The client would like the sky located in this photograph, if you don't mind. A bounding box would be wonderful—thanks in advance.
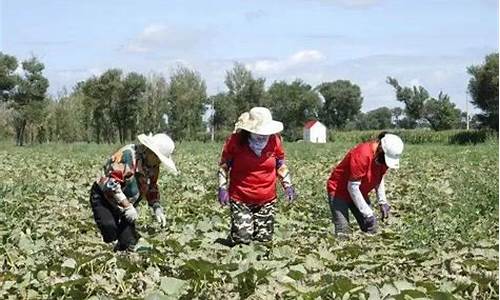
[1,0,498,112]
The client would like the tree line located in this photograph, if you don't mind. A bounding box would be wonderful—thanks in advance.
[0,52,497,145]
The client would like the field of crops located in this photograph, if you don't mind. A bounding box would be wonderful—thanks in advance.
[0,140,498,299]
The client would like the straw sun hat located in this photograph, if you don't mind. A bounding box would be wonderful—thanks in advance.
[137,133,178,174]
[234,107,283,135]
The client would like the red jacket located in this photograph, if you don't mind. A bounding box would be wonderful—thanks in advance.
[220,133,285,205]
[327,142,387,203]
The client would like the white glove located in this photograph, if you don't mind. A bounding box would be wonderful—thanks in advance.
[151,203,166,227]
[122,205,138,223]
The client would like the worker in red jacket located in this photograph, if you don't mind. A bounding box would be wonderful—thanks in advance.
[217,107,297,246]
[326,132,404,237]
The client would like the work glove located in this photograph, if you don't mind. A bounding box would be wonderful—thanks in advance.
[379,203,391,221]
[364,215,377,233]
[151,202,167,227]
[218,187,230,206]
[284,185,297,203]
[122,205,138,223]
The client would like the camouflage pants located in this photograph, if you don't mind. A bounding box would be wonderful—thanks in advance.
[230,199,276,244]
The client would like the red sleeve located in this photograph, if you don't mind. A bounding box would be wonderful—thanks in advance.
[348,147,370,181]
[274,134,285,160]
[219,134,237,165]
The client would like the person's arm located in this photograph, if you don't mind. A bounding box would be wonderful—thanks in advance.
[275,135,296,201]
[101,164,133,208]
[347,180,374,218]
[376,176,391,220]
[347,149,373,217]
[375,177,388,205]
[217,135,234,205]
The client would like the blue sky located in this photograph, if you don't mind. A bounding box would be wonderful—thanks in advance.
[1,0,498,111]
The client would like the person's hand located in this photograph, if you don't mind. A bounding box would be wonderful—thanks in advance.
[152,203,166,227]
[218,187,229,206]
[379,203,391,221]
[284,185,297,203]
[364,215,377,233]
[123,205,138,223]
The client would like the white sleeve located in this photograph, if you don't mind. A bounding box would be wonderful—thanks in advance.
[347,180,374,218]
[375,177,388,205]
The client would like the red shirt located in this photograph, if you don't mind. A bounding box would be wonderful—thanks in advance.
[220,133,285,205]
[327,142,388,203]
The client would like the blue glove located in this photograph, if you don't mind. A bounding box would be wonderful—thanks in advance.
[218,187,230,206]
[379,203,391,221]
[284,185,297,203]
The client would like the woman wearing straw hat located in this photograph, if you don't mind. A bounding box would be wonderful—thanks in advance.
[89,133,178,251]
[217,107,297,246]
[326,132,404,237]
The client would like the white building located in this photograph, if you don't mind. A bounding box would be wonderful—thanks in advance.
[303,120,327,143]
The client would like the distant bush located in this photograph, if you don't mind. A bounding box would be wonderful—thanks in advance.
[449,130,497,145]
[328,129,497,145]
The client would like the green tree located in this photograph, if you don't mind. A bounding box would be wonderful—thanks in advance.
[167,67,207,140]
[316,80,363,129]
[387,77,429,128]
[0,52,19,101]
[267,79,321,140]
[119,72,146,142]
[80,75,114,144]
[225,63,266,115]
[423,92,461,131]
[10,56,50,146]
[391,107,403,128]
[211,92,235,131]
[139,74,170,135]
[467,53,499,130]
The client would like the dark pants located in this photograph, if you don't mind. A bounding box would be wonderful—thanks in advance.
[329,196,373,237]
[230,199,276,244]
[89,183,139,251]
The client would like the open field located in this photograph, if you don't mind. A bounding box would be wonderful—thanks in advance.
[0,141,498,299]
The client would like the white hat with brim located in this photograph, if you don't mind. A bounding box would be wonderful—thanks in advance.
[381,134,404,169]
[137,133,178,175]
[234,107,283,135]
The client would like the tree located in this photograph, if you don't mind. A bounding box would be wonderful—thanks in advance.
[211,92,235,131]
[267,79,321,140]
[467,53,499,130]
[423,92,461,131]
[10,56,49,146]
[386,77,429,128]
[138,74,170,135]
[167,67,207,140]
[224,63,266,116]
[316,80,363,129]
[119,72,146,142]
[391,107,403,128]
[0,52,19,101]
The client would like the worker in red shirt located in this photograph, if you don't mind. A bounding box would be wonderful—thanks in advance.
[217,107,297,246]
[326,132,404,237]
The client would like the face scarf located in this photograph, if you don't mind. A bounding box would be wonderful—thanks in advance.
[248,133,270,156]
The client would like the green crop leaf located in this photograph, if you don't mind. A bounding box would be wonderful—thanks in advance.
[159,277,187,296]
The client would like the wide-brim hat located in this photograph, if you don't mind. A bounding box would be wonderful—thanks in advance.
[234,107,283,135]
[381,134,404,169]
[137,133,178,175]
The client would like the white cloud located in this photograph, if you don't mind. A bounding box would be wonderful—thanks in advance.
[245,50,325,74]
[125,24,204,53]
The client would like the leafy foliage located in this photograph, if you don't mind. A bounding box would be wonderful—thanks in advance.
[0,141,497,299]
[467,53,499,130]
[316,80,363,129]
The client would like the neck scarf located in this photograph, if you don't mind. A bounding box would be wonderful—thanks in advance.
[248,133,270,156]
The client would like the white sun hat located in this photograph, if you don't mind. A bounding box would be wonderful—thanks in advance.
[380,134,404,169]
[234,107,283,135]
[137,133,178,174]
